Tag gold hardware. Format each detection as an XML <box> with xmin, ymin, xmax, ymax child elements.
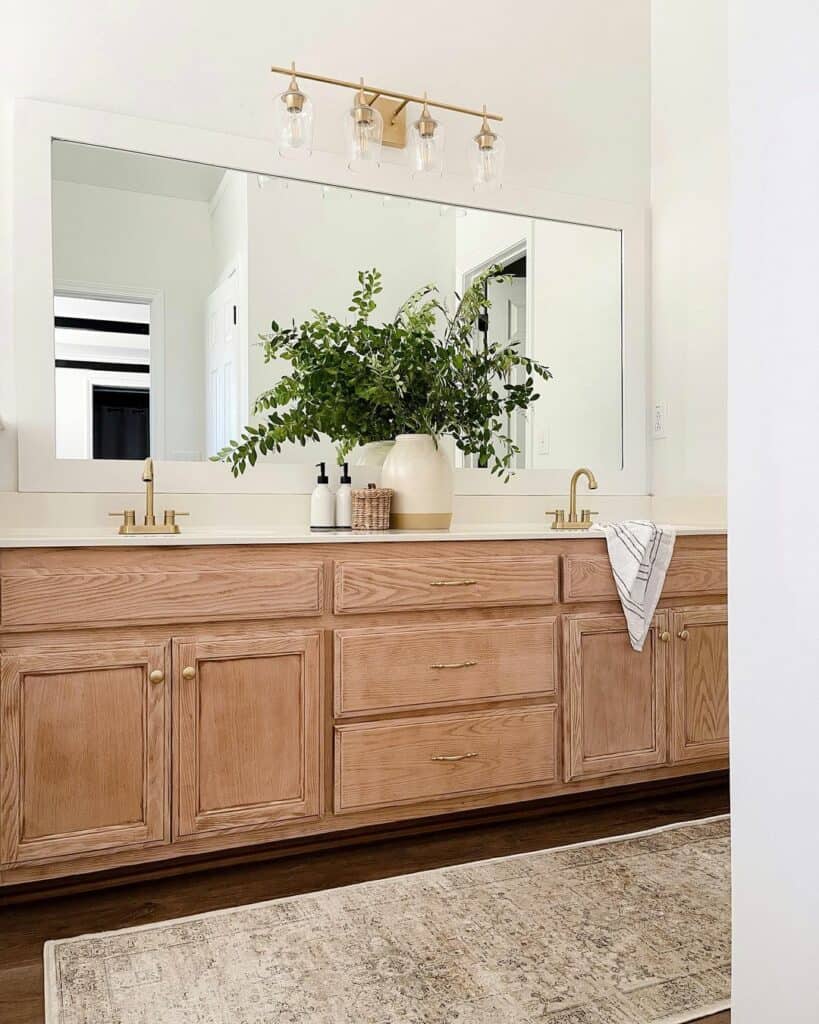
<box><xmin>181</xmin><ymin>666</ymin><xmax>196</xmax><ymax>680</ymax></box>
<box><xmin>430</xmin><ymin>752</ymin><xmax>479</xmax><ymax>762</ymax></box>
<box><xmin>149</xmin><ymin>669</ymin><xmax>165</xmax><ymax>684</ymax></box>
<box><xmin>678</xmin><ymin>629</ymin><xmax>690</xmax><ymax>641</ymax></box>
<box><xmin>430</xmin><ymin>661</ymin><xmax>478</xmax><ymax>670</ymax></box>
<box><xmin>660</xmin><ymin>631</ymin><xmax>671</xmax><ymax>643</ymax></box>
<box><xmin>549</xmin><ymin>467</ymin><xmax>599</xmax><ymax>530</ymax></box>
<box><xmin>429</xmin><ymin>579</ymin><xmax>478</xmax><ymax>587</ymax></box>
<box><xmin>110</xmin><ymin>458</ymin><xmax>189</xmax><ymax>534</ymax></box>
<box><xmin>270</xmin><ymin>64</ymin><xmax>503</xmax><ymax>123</ymax></box>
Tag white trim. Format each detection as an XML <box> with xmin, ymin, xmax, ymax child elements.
<box><xmin>14</xmin><ymin>99</ymin><xmax>648</xmax><ymax>495</ymax></box>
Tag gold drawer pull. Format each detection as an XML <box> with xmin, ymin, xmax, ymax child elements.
<box><xmin>181</xmin><ymin>666</ymin><xmax>196</xmax><ymax>680</ymax></box>
<box><xmin>429</xmin><ymin>579</ymin><xmax>478</xmax><ymax>587</ymax></box>
<box><xmin>660</xmin><ymin>631</ymin><xmax>671</xmax><ymax>643</ymax></box>
<box><xmin>678</xmin><ymin>629</ymin><xmax>690</xmax><ymax>641</ymax></box>
<box><xmin>148</xmin><ymin>669</ymin><xmax>165</xmax><ymax>684</ymax></box>
<box><xmin>430</xmin><ymin>660</ymin><xmax>478</xmax><ymax>670</ymax></box>
<box><xmin>430</xmin><ymin>752</ymin><xmax>479</xmax><ymax>762</ymax></box>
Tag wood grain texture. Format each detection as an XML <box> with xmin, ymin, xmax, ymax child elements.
<box><xmin>334</xmin><ymin>618</ymin><xmax>557</xmax><ymax>717</ymax></box>
<box><xmin>670</xmin><ymin>606</ymin><xmax>729</xmax><ymax>764</ymax></box>
<box><xmin>335</xmin><ymin>705</ymin><xmax>558</xmax><ymax>813</ymax></box>
<box><xmin>0</xmin><ymin>565</ymin><xmax>323</xmax><ymax>629</ymax></box>
<box><xmin>564</xmin><ymin>613</ymin><xmax>668</xmax><ymax>781</ymax></box>
<box><xmin>334</xmin><ymin>555</ymin><xmax>559</xmax><ymax>614</ymax></box>
<box><xmin>562</xmin><ymin>549</ymin><xmax>727</xmax><ymax>603</ymax></box>
<box><xmin>0</xmin><ymin>645</ymin><xmax>169</xmax><ymax>867</ymax></box>
<box><xmin>174</xmin><ymin>632</ymin><xmax>322</xmax><ymax>841</ymax></box>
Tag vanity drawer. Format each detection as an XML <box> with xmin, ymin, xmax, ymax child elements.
<box><xmin>334</xmin><ymin>705</ymin><xmax>558</xmax><ymax>813</ymax></box>
<box><xmin>334</xmin><ymin>618</ymin><xmax>557</xmax><ymax>717</ymax></box>
<box><xmin>334</xmin><ymin>555</ymin><xmax>559</xmax><ymax>614</ymax></box>
<box><xmin>562</xmin><ymin>549</ymin><xmax>727</xmax><ymax>604</ymax></box>
<box><xmin>0</xmin><ymin>563</ymin><xmax>324</xmax><ymax>628</ymax></box>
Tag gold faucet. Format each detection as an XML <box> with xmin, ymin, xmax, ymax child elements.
<box><xmin>547</xmin><ymin>467</ymin><xmax>598</xmax><ymax>530</ymax></box>
<box><xmin>110</xmin><ymin>458</ymin><xmax>189</xmax><ymax>535</ymax></box>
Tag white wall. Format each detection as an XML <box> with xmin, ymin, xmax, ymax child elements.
<box><xmin>650</xmin><ymin>1</ymin><xmax>728</xmax><ymax>520</ymax></box>
<box><xmin>52</xmin><ymin>179</ymin><xmax>212</xmax><ymax>460</ymax></box>
<box><xmin>729</xmin><ymin>2</ymin><xmax>819</xmax><ymax>1019</ymax></box>
<box><xmin>0</xmin><ymin>0</ymin><xmax>651</xmax><ymax>503</ymax></box>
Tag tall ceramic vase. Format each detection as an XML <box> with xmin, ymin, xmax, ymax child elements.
<box><xmin>380</xmin><ymin>434</ymin><xmax>453</xmax><ymax>530</ymax></box>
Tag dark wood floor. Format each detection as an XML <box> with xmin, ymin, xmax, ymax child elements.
<box><xmin>0</xmin><ymin>777</ymin><xmax>731</xmax><ymax>1024</ymax></box>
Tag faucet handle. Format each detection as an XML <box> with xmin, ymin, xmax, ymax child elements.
<box><xmin>580</xmin><ymin>509</ymin><xmax>598</xmax><ymax>525</ymax></box>
<box><xmin>163</xmin><ymin>509</ymin><xmax>189</xmax><ymax>530</ymax></box>
<box><xmin>109</xmin><ymin>509</ymin><xmax>136</xmax><ymax>533</ymax></box>
<box><xmin>546</xmin><ymin>509</ymin><xmax>566</xmax><ymax>530</ymax></box>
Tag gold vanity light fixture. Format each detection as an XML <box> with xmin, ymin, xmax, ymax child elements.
<box><xmin>270</xmin><ymin>64</ymin><xmax>504</xmax><ymax>185</ymax></box>
<box><xmin>547</xmin><ymin>467</ymin><xmax>599</xmax><ymax>530</ymax></box>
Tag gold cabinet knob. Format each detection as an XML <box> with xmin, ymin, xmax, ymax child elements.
<box><xmin>678</xmin><ymin>629</ymin><xmax>690</xmax><ymax>641</ymax></box>
<box><xmin>181</xmin><ymin>666</ymin><xmax>196</xmax><ymax>680</ymax></box>
<box><xmin>660</xmin><ymin>631</ymin><xmax>671</xmax><ymax>643</ymax></box>
<box><xmin>149</xmin><ymin>669</ymin><xmax>165</xmax><ymax>684</ymax></box>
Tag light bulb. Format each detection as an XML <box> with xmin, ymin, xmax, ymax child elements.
<box><xmin>470</xmin><ymin>108</ymin><xmax>505</xmax><ymax>191</ymax></box>
<box><xmin>273</xmin><ymin>65</ymin><xmax>314</xmax><ymax>159</ymax></box>
<box><xmin>345</xmin><ymin>82</ymin><xmax>383</xmax><ymax>170</ymax></box>
<box><xmin>409</xmin><ymin>98</ymin><xmax>445</xmax><ymax>176</ymax></box>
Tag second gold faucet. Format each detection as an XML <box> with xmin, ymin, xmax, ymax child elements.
<box><xmin>547</xmin><ymin>467</ymin><xmax>598</xmax><ymax>530</ymax></box>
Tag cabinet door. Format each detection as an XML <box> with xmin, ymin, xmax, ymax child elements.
<box><xmin>669</xmin><ymin>605</ymin><xmax>729</xmax><ymax>763</ymax></box>
<box><xmin>0</xmin><ymin>644</ymin><xmax>169</xmax><ymax>867</ymax></box>
<box><xmin>174</xmin><ymin>632</ymin><xmax>322</xmax><ymax>840</ymax></box>
<box><xmin>564</xmin><ymin>613</ymin><xmax>668</xmax><ymax>780</ymax></box>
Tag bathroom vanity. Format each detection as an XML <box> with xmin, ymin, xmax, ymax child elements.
<box><xmin>0</xmin><ymin>527</ymin><xmax>728</xmax><ymax>889</ymax></box>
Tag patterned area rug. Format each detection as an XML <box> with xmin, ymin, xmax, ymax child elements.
<box><xmin>44</xmin><ymin>816</ymin><xmax>731</xmax><ymax>1024</ymax></box>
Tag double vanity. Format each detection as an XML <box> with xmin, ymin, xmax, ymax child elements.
<box><xmin>0</xmin><ymin>526</ymin><xmax>728</xmax><ymax>889</ymax></box>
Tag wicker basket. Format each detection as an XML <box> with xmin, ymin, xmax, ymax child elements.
<box><xmin>352</xmin><ymin>484</ymin><xmax>393</xmax><ymax>531</ymax></box>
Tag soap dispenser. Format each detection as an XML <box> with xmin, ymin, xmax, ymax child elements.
<box><xmin>335</xmin><ymin>462</ymin><xmax>353</xmax><ymax>529</ymax></box>
<box><xmin>310</xmin><ymin>462</ymin><xmax>335</xmax><ymax>531</ymax></box>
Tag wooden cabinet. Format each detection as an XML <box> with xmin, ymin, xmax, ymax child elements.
<box><xmin>669</xmin><ymin>605</ymin><xmax>729</xmax><ymax>763</ymax></box>
<box><xmin>564</xmin><ymin>613</ymin><xmax>669</xmax><ymax>781</ymax></box>
<box><xmin>173</xmin><ymin>631</ymin><xmax>322</xmax><ymax>840</ymax></box>
<box><xmin>0</xmin><ymin>644</ymin><xmax>169</xmax><ymax>866</ymax></box>
<box><xmin>0</xmin><ymin>535</ymin><xmax>728</xmax><ymax>888</ymax></box>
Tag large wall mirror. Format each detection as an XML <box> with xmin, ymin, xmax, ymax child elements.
<box><xmin>50</xmin><ymin>140</ymin><xmax>624</xmax><ymax>471</ymax></box>
<box><xmin>14</xmin><ymin>101</ymin><xmax>646</xmax><ymax>493</ymax></box>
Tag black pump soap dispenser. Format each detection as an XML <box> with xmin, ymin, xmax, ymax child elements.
<box><xmin>310</xmin><ymin>462</ymin><xmax>335</xmax><ymax>530</ymax></box>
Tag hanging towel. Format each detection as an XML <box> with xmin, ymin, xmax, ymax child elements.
<box><xmin>598</xmin><ymin>521</ymin><xmax>676</xmax><ymax>652</ymax></box>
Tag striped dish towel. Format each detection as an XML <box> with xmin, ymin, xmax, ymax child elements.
<box><xmin>598</xmin><ymin>521</ymin><xmax>676</xmax><ymax>652</ymax></box>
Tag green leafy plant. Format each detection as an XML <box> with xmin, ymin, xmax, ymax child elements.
<box><xmin>212</xmin><ymin>267</ymin><xmax>551</xmax><ymax>479</ymax></box>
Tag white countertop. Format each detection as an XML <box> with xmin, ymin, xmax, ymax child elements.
<box><xmin>0</xmin><ymin>523</ymin><xmax>727</xmax><ymax>548</ymax></box>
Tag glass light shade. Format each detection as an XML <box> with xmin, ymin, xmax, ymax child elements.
<box><xmin>273</xmin><ymin>89</ymin><xmax>314</xmax><ymax>159</ymax></box>
<box><xmin>409</xmin><ymin>112</ymin><xmax>445</xmax><ymax>176</ymax></box>
<box><xmin>471</xmin><ymin>132</ymin><xmax>505</xmax><ymax>192</ymax></box>
<box><xmin>345</xmin><ymin>100</ymin><xmax>383</xmax><ymax>170</ymax></box>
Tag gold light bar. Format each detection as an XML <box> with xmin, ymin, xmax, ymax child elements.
<box><xmin>270</xmin><ymin>64</ymin><xmax>503</xmax><ymax>123</ymax></box>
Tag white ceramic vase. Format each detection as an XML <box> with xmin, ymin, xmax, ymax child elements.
<box><xmin>380</xmin><ymin>433</ymin><xmax>453</xmax><ymax>530</ymax></box>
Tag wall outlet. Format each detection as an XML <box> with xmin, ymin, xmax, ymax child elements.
<box><xmin>653</xmin><ymin>402</ymin><xmax>667</xmax><ymax>440</ymax></box>
<box><xmin>535</xmin><ymin>426</ymin><xmax>550</xmax><ymax>455</ymax></box>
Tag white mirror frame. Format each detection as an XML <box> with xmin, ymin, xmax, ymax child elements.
<box><xmin>13</xmin><ymin>99</ymin><xmax>648</xmax><ymax>495</ymax></box>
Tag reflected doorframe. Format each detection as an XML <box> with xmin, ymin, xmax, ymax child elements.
<box><xmin>54</xmin><ymin>279</ymin><xmax>166</xmax><ymax>460</ymax></box>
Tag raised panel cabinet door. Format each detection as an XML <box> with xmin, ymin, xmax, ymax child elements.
<box><xmin>174</xmin><ymin>632</ymin><xmax>322</xmax><ymax>840</ymax></box>
<box><xmin>0</xmin><ymin>644</ymin><xmax>169</xmax><ymax>867</ymax></box>
<box><xmin>669</xmin><ymin>605</ymin><xmax>729</xmax><ymax>763</ymax></box>
<box><xmin>564</xmin><ymin>613</ymin><xmax>668</xmax><ymax>781</ymax></box>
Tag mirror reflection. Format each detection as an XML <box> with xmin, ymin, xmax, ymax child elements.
<box><xmin>51</xmin><ymin>141</ymin><xmax>623</xmax><ymax>470</ymax></box>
